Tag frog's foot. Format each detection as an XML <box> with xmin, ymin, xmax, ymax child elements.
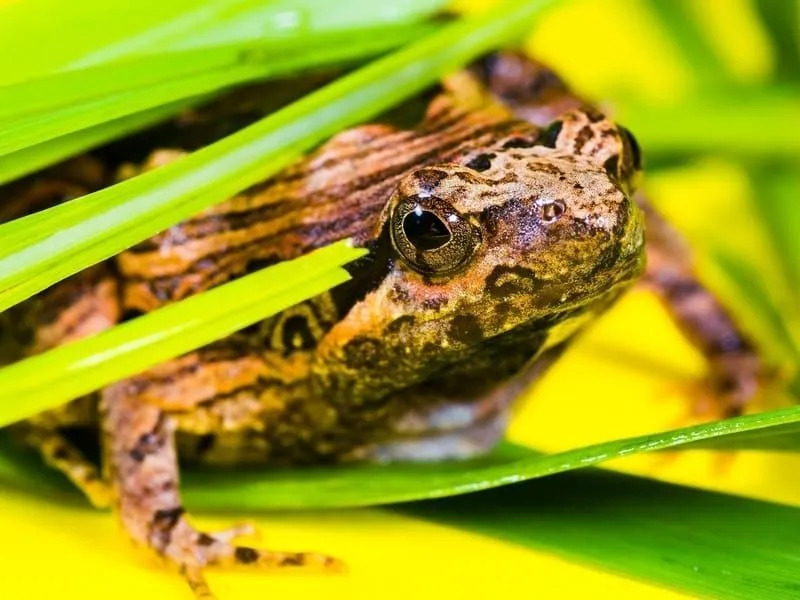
<box><xmin>158</xmin><ymin>516</ymin><xmax>343</xmax><ymax>599</ymax></box>
<box><xmin>18</xmin><ymin>423</ymin><xmax>111</xmax><ymax>508</ymax></box>
<box><xmin>102</xmin><ymin>383</ymin><xmax>341</xmax><ymax>600</ymax></box>
<box><xmin>675</xmin><ymin>352</ymin><xmax>766</xmax><ymax>422</ymax></box>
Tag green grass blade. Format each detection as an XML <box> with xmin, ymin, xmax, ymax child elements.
<box><xmin>66</xmin><ymin>0</ymin><xmax>449</xmax><ymax>68</ymax></box>
<box><xmin>709</xmin><ymin>249</ymin><xmax>800</xmax><ymax>369</ymax></box>
<box><xmin>407</xmin><ymin>470</ymin><xmax>800</xmax><ymax>600</ymax></box>
<box><xmin>0</xmin><ymin>47</ymin><xmax>238</xmax><ymax>121</ymax></box>
<box><xmin>644</xmin><ymin>0</ymin><xmax>731</xmax><ymax>87</ymax></box>
<box><xmin>0</xmin><ymin>0</ymin><xmax>559</xmax><ymax>313</ymax></box>
<box><xmin>0</xmin><ymin>23</ymin><xmax>440</xmax><ymax>156</ymax></box>
<box><xmin>752</xmin><ymin>0</ymin><xmax>800</xmax><ymax>84</ymax></box>
<box><xmin>0</xmin><ymin>241</ymin><xmax>364</xmax><ymax>428</ymax></box>
<box><xmin>0</xmin><ymin>0</ymin><xmax>447</xmax><ymax>84</ymax></box>
<box><xmin>4</xmin><ymin>405</ymin><xmax>800</xmax><ymax>508</ymax></box>
<box><xmin>749</xmin><ymin>165</ymin><xmax>800</xmax><ymax>301</ymax></box>
<box><xmin>618</xmin><ymin>90</ymin><xmax>800</xmax><ymax>159</ymax></box>
<box><xmin>0</xmin><ymin>101</ymin><xmax>200</xmax><ymax>186</ymax></box>
<box><xmin>3</xmin><ymin>441</ymin><xmax>797</xmax><ymax>598</ymax></box>
<box><xmin>178</xmin><ymin>405</ymin><xmax>800</xmax><ymax>509</ymax></box>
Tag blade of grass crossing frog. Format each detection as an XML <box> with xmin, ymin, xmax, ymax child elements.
<box><xmin>752</xmin><ymin>0</ymin><xmax>800</xmax><ymax>84</ymax></box>
<box><xmin>405</xmin><ymin>470</ymin><xmax>800</xmax><ymax>600</ymax></box>
<box><xmin>66</xmin><ymin>0</ymin><xmax>450</xmax><ymax>67</ymax></box>
<box><xmin>0</xmin><ymin>46</ymin><xmax>242</xmax><ymax>121</ymax></box>
<box><xmin>0</xmin><ymin>241</ymin><xmax>364</xmax><ymax>427</ymax></box>
<box><xmin>0</xmin><ymin>100</ymin><xmax>204</xmax><ymax>186</ymax></box>
<box><xmin>0</xmin><ymin>0</ymin><xmax>447</xmax><ymax>83</ymax></box>
<box><xmin>0</xmin><ymin>0</ymin><xmax>560</xmax><ymax>312</ymax></box>
<box><xmin>5</xmin><ymin>405</ymin><xmax>800</xmax><ymax>508</ymax></box>
<box><xmin>0</xmin><ymin>22</ymin><xmax>442</xmax><ymax>157</ymax></box>
<box><xmin>176</xmin><ymin>406</ymin><xmax>800</xmax><ymax>510</ymax></box>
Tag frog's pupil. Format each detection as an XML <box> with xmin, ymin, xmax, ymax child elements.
<box><xmin>403</xmin><ymin>208</ymin><xmax>451</xmax><ymax>251</ymax></box>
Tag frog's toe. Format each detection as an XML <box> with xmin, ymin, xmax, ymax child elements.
<box><xmin>169</xmin><ymin>520</ymin><xmax>343</xmax><ymax>599</ymax></box>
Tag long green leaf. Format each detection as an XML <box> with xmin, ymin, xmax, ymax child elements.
<box><xmin>407</xmin><ymin>470</ymin><xmax>800</xmax><ymax>600</ymax></box>
<box><xmin>749</xmin><ymin>165</ymin><xmax>800</xmax><ymax>301</ymax></box>
<box><xmin>0</xmin><ymin>101</ymin><xmax>200</xmax><ymax>186</ymax></box>
<box><xmin>65</xmin><ymin>0</ymin><xmax>450</xmax><ymax>68</ymax></box>
<box><xmin>0</xmin><ymin>22</ymin><xmax>440</xmax><ymax>157</ymax></box>
<box><xmin>752</xmin><ymin>0</ymin><xmax>800</xmax><ymax>84</ymax></box>
<box><xmin>0</xmin><ymin>0</ymin><xmax>558</xmax><ymax>313</ymax></box>
<box><xmin>0</xmin><ymin>241</ymin><xmax>364</xmax><ymax>428</ymax></box>
<box><xmin>4</xmin><ymin>406</ymin><xmax>800</xmax><ymax>508</ymax></box>
<box><xmin>0</xmin><ymin>0</ymin><xmax>447</xmax><ymax>84</ymax></box>
<box><xmin>709</xmin><ymin>249</ymin><xmax>800</xmax><ymax>369</ymax></box>
<box><xmin>644</xmin><ymin>0</ymin><xmax>731</xmax><ymax>88</ymax></box>
<box><xmin>618</xmin><ymin>91</ymin><xmax>800</xmax><ymax>159</ymax></box>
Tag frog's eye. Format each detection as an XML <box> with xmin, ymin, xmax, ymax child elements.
<box><xmin>390</xmin><ymin>195</ymin><xmax>481</xmax><ymax>275</ymax></box>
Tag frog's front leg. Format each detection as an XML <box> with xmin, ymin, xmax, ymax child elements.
<box><xmin>101</xmin><ymin>383</ymin><xmax>341</xmax><ymax>599</ymax></box>
<box><xmin>638</xmin><ymin>200</ymin><xmax>763</xmax><ymax>416</ymax></box>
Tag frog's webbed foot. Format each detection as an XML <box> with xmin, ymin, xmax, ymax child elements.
<box><xmin>101</xmin><ymin>383</ymin><xmax>341</xmax><ymax>600</ymax></box>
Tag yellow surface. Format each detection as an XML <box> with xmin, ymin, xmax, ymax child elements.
<box><xmin>3</xmin><ymin>1</ymin><xmax>799</xmax><ymax>599</ymax></box>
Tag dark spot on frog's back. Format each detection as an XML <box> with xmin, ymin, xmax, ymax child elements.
<box><xmin>448</xmin><ymin>315</ymin><xmax>484</xmax><ymax>345</ymax></box>
<box><xmin>485</xmin><ymin>265</ymin><xmax>539</xmax><ymax>299</ymax></box>
<box><xmin>343</xmin><ymin>336</ymin><xmax>384</xmax><ymax>369</ymax></box>
<box><xmin>465</xmin><ymin>153</ymin><xmax>495</xmax><ymax>172</ymax></box>
<box><xmin>573</xmin><ymin>125</ymin><xmax>594</xmax><ymax>152</ymax></box>
<box><xmin>502</xmin><ymin>137</ymin><xmax>535</xmax><ymax>149</ymax></box>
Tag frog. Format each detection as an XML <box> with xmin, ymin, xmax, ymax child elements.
<box><xmin>0</xmin><ymin>51</ymin><xmax>762</xmax><ymax>598</ymax></box>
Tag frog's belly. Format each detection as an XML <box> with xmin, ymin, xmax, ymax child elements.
<box><xmin>175</xmin><ymin>392</ymin><xmax>511</xmax><ymax>466</ymax></box>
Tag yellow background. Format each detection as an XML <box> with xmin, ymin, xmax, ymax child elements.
<box><xmin>3</xmin><ymin>0</ymin><xmax>800</xmax><ymax>598</ymax></box>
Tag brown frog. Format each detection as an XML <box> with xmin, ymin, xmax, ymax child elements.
<box><xmin>0</xmin><ymin>52</ymin><xmax>762</xmax><ymax>598</ymax></box>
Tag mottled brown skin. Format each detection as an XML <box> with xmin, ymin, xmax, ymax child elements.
<box><xmin>2</xmin><ymin>52</ymin><xmax>762</xmax><ymax>598</ymax></box>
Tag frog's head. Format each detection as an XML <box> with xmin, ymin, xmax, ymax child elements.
<box><xmin>316</xmin><ymin>113</ymin><xmax>644</xmax><ymax>401</ymax></box>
